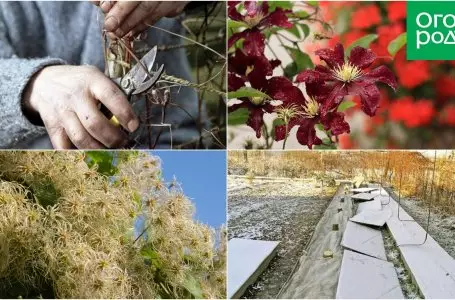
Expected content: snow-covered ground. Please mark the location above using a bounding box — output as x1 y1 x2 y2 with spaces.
228 176 333 298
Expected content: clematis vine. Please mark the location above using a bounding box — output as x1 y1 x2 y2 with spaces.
229 49 304 138
228 1 399 149
228 1 293 57
296 43 397 117
273 83 350 149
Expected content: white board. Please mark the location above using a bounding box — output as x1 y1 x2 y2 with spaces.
357 198 382 213
341 221 386 260
350 207 392 227
351 192 376 201
351 187 379 194
228 238 280 299
336 250 404 299
375 195 392 205
370 189 389 196
385 199 455 298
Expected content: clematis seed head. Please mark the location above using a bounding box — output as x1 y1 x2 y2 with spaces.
333 62 363 83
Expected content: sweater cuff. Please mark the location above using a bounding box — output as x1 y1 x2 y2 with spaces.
0 57 66 148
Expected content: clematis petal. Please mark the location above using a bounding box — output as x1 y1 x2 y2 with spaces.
267 76 306 104
260 1 270 16
247 106 267 138
318 82 348 115
270 59 282 70
228 49 249 76
228 73 246 92
260 8 293 29
296 119 322 149
247 55 274 89
244 1 259 16
274 118 300 141
243 29 266 57
349 82 381 116
315 43 345 69
349 46 376 69
296 68 333 84
228 1 243 21
228 31 248 50
361 65 398 90
321 112 351 136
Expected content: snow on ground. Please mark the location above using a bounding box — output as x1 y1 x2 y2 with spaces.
228 176 332 298
391 190 455 259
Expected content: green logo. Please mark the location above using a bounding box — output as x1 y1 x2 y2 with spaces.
407 1 455 60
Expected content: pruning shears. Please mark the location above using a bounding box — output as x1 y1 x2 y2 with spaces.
102 46 164 126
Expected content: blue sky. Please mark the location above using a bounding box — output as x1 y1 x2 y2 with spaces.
152 150 226 228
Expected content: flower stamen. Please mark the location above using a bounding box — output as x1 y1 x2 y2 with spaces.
250 96 265 106
302 97 320 118
332 62 363 83
275 104 303 124
244 12 265 28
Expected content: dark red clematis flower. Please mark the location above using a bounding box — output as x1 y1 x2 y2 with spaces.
273 83 351 149
228 50 300 138
296 43 397 117
228 1 292 57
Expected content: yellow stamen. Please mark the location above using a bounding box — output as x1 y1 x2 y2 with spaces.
302 97 320 118
244 12 265 28
245 65 254 76
250 96 265 106
332 62 363 83
275 104 303 124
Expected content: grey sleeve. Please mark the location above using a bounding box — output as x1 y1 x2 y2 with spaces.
0 15 65 148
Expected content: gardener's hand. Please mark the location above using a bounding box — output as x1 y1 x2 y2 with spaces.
23 65 139 149
96 1 188 37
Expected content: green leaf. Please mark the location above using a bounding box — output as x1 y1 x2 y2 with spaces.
307 1 319 7
388 33 407 57
294 11 309 18
300 24 310 38
268 1 293 11
227 87 270 100
284 62 299 79
346 34 378 55
228 107 249 126
85 151 118 176
183 274 203 299
286 24 301 39
284 46 314 71
140 247 162 269
337 100 357 112
228 19 247 30
316 123 324 131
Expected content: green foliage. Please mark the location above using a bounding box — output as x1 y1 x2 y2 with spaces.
337 100 357 112
388 33 407 56
227 87 271 100
228 108 249 126
346 34 378 55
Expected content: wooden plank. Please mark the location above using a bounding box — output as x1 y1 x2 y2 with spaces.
336 250 404 299
351 187 379 194
228 238 280 299
341 221 386 260
357 198 382 213
351 192 376 201
385 199 455 298
350 207 392 227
